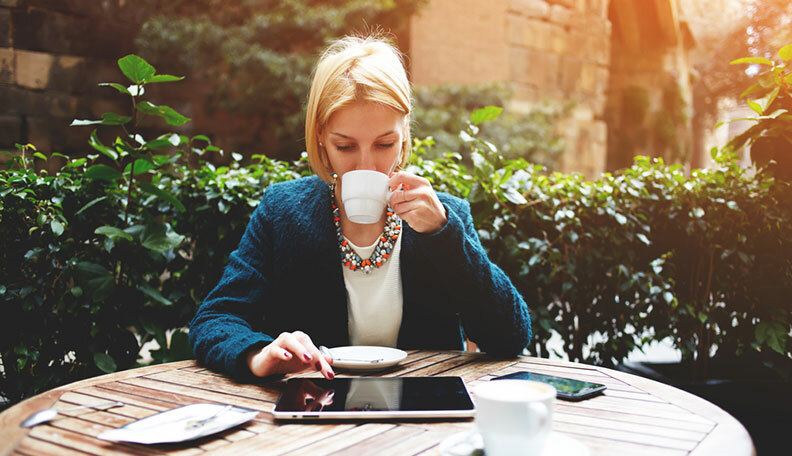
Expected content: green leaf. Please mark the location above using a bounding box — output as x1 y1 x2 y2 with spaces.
502 187 527 205
756 321 787 355
747 100 763 115
76 196 107 215
140 222 185 252
144 134 181 151
93 352 117 374
147 74 185 83
459 130 474 143
95 226 133 242
98 82 131 95
471 106 503 125
138 182 186 212
50 220 64 237
137 101 191 126
779 44 792 61
70 113 132 127
138 283 173 306
739 82 762 99
730 57 774 66
166 330 194 361
471 151 494 177
75 262 114 302
118 54 155 84
88 130 118 161
123 159 157 176
758 86 780 113
85 164 122 182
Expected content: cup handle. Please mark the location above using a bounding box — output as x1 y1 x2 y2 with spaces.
529 402 550 429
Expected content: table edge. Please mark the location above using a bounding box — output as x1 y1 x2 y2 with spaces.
0 360 197 456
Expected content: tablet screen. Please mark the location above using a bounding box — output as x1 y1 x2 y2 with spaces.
273 377 474 419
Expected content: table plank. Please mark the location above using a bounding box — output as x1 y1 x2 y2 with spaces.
118 377 274 415
15 437 93 456
281 423 396 455
0 353 754 456
206 423 357 456
142 371 281 403
554 408 710 437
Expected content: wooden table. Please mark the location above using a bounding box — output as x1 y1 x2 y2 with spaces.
0 351 754 456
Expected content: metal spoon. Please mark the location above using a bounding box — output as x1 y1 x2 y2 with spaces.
319 346 384 364
21 401 124 428
185 405 233 429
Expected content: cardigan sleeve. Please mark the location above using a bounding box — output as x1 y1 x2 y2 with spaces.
189 196 275 381
406 196 532 357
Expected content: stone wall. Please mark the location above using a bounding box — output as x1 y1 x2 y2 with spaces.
409 0 612 177
606 0 694 170
409 0 701 177
0 0 142 170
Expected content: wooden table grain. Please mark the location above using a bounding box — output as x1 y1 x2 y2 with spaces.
0 351 755 456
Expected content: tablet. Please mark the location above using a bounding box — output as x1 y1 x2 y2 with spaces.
272 376 475 420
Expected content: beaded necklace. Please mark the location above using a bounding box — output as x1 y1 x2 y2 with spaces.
329 175 401 274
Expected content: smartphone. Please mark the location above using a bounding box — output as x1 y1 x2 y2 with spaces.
491 371 606 401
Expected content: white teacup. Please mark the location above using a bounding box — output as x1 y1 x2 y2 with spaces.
474 380 555 456
341 170 392 224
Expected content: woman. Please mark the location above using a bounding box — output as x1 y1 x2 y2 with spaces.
189 34 531 382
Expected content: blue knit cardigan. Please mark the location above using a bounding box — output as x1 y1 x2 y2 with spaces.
189 175 532 380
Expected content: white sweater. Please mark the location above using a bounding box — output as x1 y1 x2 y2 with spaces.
343 234 403 347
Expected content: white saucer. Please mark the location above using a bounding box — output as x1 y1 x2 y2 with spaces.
438 430 589 456
327 346 408 371
98 403 258 444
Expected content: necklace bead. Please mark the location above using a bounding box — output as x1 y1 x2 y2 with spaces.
329 178 401 274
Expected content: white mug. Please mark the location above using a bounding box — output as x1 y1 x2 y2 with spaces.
474 380 555 456
340 170 393 224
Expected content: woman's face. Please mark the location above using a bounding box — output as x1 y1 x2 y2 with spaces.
321 101 405 177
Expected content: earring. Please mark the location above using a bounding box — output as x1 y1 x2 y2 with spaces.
319 141 324 147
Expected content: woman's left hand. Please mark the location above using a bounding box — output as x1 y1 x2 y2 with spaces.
388 171 447 234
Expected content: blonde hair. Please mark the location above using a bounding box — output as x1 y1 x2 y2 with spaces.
305 34 412 182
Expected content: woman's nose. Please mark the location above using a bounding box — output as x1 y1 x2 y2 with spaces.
356 149 376 170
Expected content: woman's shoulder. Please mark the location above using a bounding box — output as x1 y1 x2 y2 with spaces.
251 175 327 224
261 175 325 207
264 175 324 198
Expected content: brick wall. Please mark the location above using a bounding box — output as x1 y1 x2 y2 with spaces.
409 0 700 178
0 0 142 170
409 0 510 86
410 0 613 177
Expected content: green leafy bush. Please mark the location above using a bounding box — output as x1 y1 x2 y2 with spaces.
135 0 425 160
724 43 792 179
0 55 305 403
412 83 568 168
2 59 791 405
412 107 792 379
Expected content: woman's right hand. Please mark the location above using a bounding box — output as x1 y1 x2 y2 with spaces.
246 331 335 380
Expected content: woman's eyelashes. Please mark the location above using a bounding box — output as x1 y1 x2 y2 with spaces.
333 142 396 151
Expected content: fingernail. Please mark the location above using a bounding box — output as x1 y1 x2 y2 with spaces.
328 371 335 379
303 353 312 362
283 351 291 359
